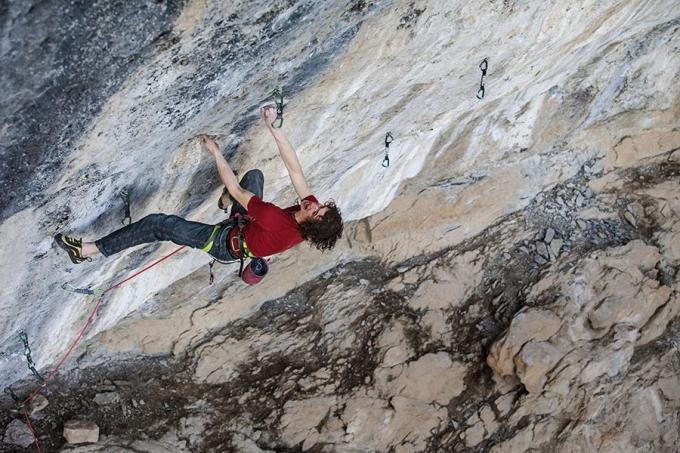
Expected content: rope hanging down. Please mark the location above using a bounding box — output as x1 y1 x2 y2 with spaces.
18 245 186 453
271 87 284 128
476 58 488 100
382 132 393 167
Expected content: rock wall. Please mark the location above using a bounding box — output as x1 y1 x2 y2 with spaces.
1 0 679 452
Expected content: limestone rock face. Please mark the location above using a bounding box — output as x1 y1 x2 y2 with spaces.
374 352 468 404
487 309 562 377
1 0 679 452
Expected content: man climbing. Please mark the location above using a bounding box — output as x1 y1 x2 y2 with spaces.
54 105 343 269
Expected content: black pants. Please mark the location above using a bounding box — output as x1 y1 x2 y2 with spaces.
95 170 264 261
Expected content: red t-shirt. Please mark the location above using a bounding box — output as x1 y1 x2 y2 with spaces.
242 194 318 257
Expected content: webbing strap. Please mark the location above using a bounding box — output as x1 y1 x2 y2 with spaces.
201 224 221 252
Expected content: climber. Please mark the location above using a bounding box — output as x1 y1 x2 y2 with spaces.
54 105 343 267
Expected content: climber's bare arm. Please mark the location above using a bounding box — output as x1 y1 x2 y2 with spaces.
199 135 253 208
261 106 313 200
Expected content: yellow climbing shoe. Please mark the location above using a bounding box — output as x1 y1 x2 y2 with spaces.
54 234 90 264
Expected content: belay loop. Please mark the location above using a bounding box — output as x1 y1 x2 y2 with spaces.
120 189 132 225
271 87 284 128
382 132 393 168
203 214 249 284
476 58 488 100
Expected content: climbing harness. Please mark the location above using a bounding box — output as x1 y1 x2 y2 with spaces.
202 214 268 285
200 223 223 253
61 282 105 297
201 215 250 284
233 214 256 278
382 132 393 167
19 332 45 386
476 58 488 100
271 87 284 128
120 189 132 225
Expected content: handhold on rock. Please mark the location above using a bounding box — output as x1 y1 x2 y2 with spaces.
550 239 563 259
29 394 49 415
535 241 550 259
544 228 555 244
623 210 637 227
63 419 99 444
94 392 120 406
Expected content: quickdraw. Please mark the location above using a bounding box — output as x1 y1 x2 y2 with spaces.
476 58 488 100
120 189 132 225
17 245 186 453
4 386 21 406
61 282 105 297
271 87 284 128
19 331 45 386
208 259 216 285
382 132 393 168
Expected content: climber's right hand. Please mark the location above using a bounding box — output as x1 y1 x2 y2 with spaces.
260 105 278 129
198 134 219 155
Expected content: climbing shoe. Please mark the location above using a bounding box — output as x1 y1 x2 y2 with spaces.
217 186 230 212
54 234 90 264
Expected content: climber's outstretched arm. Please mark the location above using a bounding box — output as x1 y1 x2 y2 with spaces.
199 135 254 208
261 106 312 200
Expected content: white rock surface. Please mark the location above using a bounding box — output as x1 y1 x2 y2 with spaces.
63 420 100 444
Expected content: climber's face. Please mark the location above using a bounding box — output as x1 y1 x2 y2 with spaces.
301 199 328 222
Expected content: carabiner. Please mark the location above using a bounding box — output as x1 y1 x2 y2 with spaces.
382 132 393 168
271 87 284 128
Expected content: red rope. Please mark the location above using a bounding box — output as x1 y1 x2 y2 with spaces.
20 245 186 452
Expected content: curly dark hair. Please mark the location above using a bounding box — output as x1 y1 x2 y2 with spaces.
298 201 343 252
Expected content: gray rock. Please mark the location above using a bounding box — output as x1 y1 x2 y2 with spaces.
534 255 548 265
550 239 563 259
63 419 99 444
535 242 550 259
3 419 33 448
575 194 585 207
94 392 120 406
544 228 555 244
590 161 604 174
624 211 637 227
628 202 645 218
29 394 49 415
